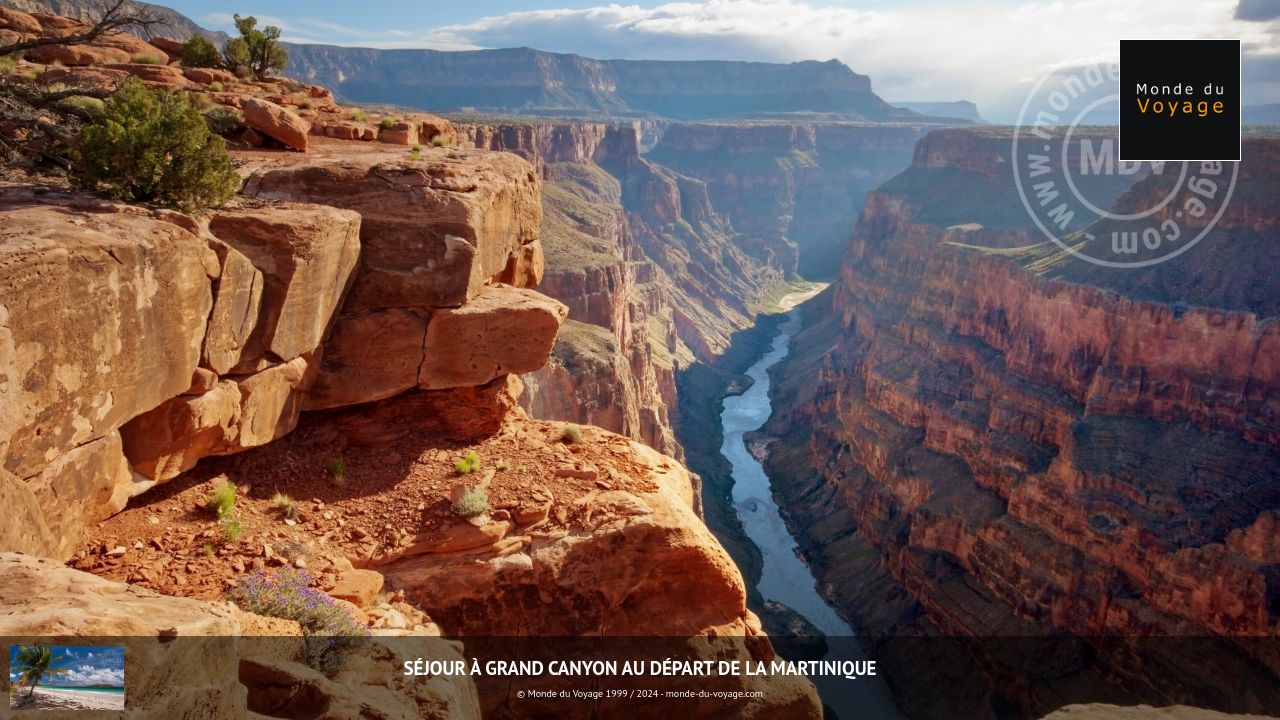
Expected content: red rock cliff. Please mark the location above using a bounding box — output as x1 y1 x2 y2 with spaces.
766 128 1280 717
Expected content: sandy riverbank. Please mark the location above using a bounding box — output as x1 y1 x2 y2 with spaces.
9 687 125 710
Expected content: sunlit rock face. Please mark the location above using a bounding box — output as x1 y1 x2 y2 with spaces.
766 129 1280 718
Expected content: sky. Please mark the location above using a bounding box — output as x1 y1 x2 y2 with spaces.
162 0 1280 121
8 646 125 688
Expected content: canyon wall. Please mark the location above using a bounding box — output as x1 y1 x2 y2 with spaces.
0 21 825 714
281 47 913 121
456 120 931 463
0 143 559 559
457 120 796 460
647 122 926 278
766 128 1280 718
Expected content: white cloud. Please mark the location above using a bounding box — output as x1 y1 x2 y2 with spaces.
418 0 1280 120
60 664 125 687
200 1 1280 121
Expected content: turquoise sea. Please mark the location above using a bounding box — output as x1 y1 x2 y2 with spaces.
37 686 125 695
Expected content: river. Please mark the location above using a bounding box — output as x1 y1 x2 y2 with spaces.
719 288 904 719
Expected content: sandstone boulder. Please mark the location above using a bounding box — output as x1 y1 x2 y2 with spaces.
121 355 314 481
94 32 169 60
0 200 213 481
328 568 385 607
209 204 361 371
183 66 238 85
305 309 428 410
317 121 376 141
37 65 128 92
494 238 544 288
148 36 186 56
104 62 190 88
419 115 456 145
27 430 141 559
243 154 541 310
28 43 130 66
30 12 81 30
202 240 264 375
242 97 310 151
419 284 567 389
0 469 57 557
379 120 418 146
0 8 41 34
380 440 822 719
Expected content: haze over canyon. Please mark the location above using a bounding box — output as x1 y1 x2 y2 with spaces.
0 1 1276 719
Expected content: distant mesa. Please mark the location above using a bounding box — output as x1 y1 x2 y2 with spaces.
1 0 938 122
894 100 987 123
1244 103 1280 124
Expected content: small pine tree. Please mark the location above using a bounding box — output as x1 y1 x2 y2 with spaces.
180 35 223 69
69 78 239 213
223 14 287 81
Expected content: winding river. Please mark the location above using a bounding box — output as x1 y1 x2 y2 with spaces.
720 290 904 719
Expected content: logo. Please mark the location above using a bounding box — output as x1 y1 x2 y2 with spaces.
1013 54 1238 268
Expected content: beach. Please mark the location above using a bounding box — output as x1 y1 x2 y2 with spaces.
9 687 125 710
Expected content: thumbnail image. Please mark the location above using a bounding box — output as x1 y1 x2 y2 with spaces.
8 646 124 711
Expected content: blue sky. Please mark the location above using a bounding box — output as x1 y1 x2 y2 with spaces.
159 0 1280 120
8 646 125 688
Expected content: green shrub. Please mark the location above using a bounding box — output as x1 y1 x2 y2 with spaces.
0 56 15 75
70 78 239 213
220 517 244 541
379 116 396 130
298 98 312 110
447 150 461 160
202 542 216 557
56 95 105 117
325 457 347 486
223 14 287 80
351 109 368 122
180 35 222 69
430 134 450 147
209 80 224 92
132 53 164 65
452 486 489 519
207 482 237 518
231 569 369 672
408 147 421 161
203 106 242 135
560 424 582 444
454 451 480 475
189 91 214 111
273 492 299 520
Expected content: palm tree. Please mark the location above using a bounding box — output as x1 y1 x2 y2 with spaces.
11 645 68 706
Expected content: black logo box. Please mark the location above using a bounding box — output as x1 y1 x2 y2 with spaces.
1119 39 1241 161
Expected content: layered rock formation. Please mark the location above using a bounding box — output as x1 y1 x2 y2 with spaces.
282 46 912 121
456 120 793 459
647 122 927 278
0 19 827 715
0 136 562 559
765 128 1280 718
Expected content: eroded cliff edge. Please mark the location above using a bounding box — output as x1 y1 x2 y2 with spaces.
0 14 823 716
765 128 1280 718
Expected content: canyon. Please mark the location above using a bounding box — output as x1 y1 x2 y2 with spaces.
0 7 835 718
765 128 1280 718
2 3 1277 720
